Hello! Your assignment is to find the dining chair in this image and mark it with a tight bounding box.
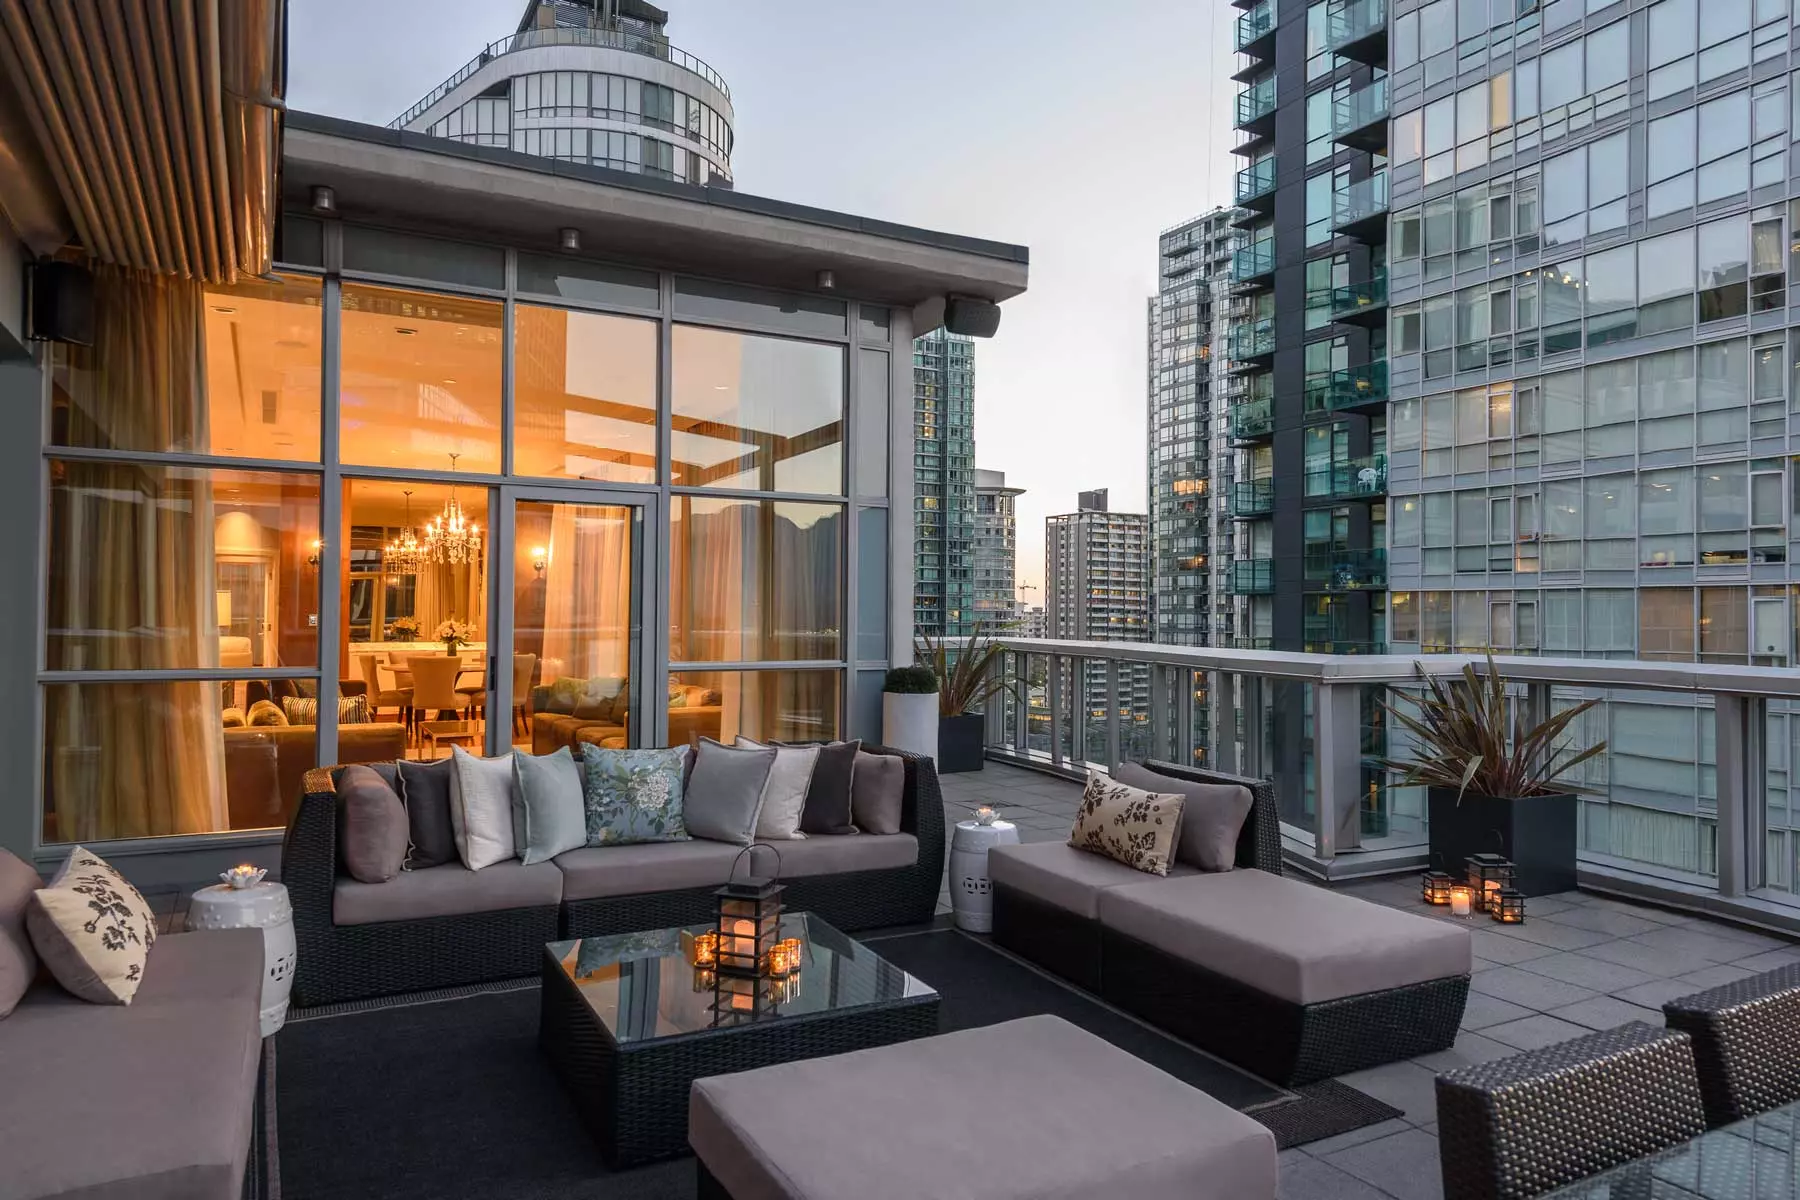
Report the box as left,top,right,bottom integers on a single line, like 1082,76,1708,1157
510,652,538,738
406,656,470,744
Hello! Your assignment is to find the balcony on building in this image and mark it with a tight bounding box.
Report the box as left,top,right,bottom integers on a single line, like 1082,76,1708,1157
1304,546,1388,591
1303,361,1388,417
1234,77,1277,149
1303,455,1387,503
1330,77,1387,154
1235,0,1276,58
1324,0,1386,65
1234,157,1277,214
1332,170,1388,243
1231,477,1276,519
1328,270,1388,326
1231,397,1275,442
1230,239,1275,290
1228,559,1277,595
1227,317,1276,367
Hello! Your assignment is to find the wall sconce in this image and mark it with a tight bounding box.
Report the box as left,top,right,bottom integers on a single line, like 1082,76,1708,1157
531,545,547,577
309,185,337,215
559,227,581,252
307,538,322,567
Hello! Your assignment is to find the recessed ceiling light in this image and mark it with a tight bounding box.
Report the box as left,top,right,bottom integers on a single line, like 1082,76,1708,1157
395,327,417,336
212,305,237,314
443,378,457,385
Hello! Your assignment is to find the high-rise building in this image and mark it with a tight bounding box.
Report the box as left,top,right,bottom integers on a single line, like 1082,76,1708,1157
1046,492,1152,757
913,328,977,639
393,0,734,187
1148,210,1239,649
1019,605,1046,639
972,468,1024,628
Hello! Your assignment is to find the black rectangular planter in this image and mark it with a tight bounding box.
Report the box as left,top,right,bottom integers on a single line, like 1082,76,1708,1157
937,713,985,773
1428,787,1577,896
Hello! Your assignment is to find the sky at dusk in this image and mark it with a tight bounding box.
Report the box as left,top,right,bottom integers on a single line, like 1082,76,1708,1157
288,0,1241,596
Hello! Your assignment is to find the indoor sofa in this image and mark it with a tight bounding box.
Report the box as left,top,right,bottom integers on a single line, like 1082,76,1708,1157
989,761,1471,1084
282,746,945,1007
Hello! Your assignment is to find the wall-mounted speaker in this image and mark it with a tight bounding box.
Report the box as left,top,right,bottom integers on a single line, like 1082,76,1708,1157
27,261,94,346
944,294,1002,338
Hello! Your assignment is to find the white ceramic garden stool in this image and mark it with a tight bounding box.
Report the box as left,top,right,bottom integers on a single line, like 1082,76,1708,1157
185,880,296,1036
950,819,1019,933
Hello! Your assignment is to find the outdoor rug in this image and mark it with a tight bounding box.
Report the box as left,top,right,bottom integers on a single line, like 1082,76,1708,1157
272,929,1400,1199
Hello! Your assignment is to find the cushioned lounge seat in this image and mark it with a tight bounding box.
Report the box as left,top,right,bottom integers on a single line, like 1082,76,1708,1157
690,1014,1277,1200
332,859,564,925
988,840,1197,920
1097,868,1472,1005
768,833,918,878
0,930,264,1200
555,842,745,900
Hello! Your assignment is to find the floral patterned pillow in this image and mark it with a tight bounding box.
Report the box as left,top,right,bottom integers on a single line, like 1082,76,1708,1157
579,745,692,846
25,846,159,1004
1067,772,1187,877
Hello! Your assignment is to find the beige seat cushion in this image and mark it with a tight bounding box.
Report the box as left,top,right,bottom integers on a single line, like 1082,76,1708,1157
332,860,563,926
1098,869,1473,1006
989,840,1197,920
763,833,918,877
554,842,745,901
690,1014,1277,1200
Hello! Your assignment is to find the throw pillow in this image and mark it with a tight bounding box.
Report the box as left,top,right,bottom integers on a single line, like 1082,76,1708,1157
338,764,408,883
25,846,158,1005
221,707,247,729
512,747,588,864
546,675,586,714
0,848,40,1019
448,747,518,870
282,695,371,726
685,737,777,845
1068,772,1187,877
246,699,288,727
1113,763,1254,873
735,737,819,840
851,750,905,835
578,745,691,846
395,757,458,869
778,739,862,834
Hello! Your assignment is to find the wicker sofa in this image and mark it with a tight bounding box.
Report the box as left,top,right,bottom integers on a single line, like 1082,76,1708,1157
282,746,945,1007
990,761,1471,1085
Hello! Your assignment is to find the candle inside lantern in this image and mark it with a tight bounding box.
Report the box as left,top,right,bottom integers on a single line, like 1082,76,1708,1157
1450,886,1473,917
1422,870,1456,906
729,918,755,959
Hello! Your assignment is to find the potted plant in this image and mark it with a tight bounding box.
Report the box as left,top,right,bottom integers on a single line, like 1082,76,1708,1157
881,665,940,763
1378,652,1606,895
917,623,1019,774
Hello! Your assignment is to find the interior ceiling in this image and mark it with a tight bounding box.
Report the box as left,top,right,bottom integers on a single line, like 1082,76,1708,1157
0,0,285,281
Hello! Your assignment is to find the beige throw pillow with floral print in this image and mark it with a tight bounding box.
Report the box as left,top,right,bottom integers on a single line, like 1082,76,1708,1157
1068,772,1187,877
26,846,159,1004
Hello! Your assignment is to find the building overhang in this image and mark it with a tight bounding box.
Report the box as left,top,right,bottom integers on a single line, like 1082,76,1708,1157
283,112,1029,315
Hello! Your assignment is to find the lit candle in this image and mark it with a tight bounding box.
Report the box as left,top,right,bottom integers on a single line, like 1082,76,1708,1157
729,918,755,959
1450,886,1473,917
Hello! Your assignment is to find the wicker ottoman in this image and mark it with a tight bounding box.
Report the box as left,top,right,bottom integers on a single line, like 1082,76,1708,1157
1664,960,1800,1127
1435,1021,1706,1200
689,1014,1277,1200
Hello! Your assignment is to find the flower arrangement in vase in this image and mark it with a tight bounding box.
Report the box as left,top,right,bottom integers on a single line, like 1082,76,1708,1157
435,619,477,655
388,615,421,641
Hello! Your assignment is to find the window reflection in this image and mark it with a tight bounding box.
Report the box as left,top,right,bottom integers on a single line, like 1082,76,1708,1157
667,670,840,744
671,325,844,493
513,305,658,483
670,497,842,663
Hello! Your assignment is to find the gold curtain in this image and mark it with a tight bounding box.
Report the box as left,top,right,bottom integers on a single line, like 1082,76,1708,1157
541,504,632,684
47,267,227,840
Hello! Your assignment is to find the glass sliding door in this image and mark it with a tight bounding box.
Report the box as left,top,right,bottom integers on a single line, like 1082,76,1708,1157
500,489,650,758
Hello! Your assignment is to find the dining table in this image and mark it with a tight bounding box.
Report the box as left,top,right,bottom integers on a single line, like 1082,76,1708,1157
1543,1098,1800,1198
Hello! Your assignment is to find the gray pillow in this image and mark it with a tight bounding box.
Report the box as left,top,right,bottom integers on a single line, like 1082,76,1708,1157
511,747,588,865
0,848,40,1018
339,764,409,884
395,757,458,869
852,751,905,835
685,737,776,845
778,739,862,834
1113,763,1253,873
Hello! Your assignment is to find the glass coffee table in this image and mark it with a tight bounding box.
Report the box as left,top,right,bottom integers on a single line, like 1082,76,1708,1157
538,912,940,1167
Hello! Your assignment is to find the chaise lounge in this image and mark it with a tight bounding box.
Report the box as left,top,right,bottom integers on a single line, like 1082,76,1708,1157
990,761,1471,1084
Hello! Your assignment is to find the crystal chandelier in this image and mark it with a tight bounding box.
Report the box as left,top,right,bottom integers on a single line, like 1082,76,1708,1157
385,490,426,575
423,454,482,565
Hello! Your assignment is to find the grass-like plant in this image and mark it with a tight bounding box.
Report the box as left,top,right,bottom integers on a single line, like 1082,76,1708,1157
1376,652,1607,799
916,622,1021,717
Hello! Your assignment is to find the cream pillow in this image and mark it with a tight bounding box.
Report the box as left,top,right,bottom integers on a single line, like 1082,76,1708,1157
449,746,519,870
1067,772,1187,877
735,736,819,840
26,846,159,1004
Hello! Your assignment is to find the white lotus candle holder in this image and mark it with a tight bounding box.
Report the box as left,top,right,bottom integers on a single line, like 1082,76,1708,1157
222,864,268,890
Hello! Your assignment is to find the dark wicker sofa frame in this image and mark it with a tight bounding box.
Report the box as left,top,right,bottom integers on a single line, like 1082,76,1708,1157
284,747,945,1008
991,761,1468,1085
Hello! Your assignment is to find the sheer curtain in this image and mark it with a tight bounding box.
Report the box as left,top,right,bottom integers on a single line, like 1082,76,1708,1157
48,267,227,839
541,504,631,683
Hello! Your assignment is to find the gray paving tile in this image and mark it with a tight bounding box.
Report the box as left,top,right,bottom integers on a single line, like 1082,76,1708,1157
1515,951,1656,993
1624,925,1770,965
1324,1127,1445,1200
1016,826,1064,844
1613,978,1706,1009
1536,905,1666,938
1546,994,1665,1031
1674,963,1756,990
1468,928,1560,965
1486,918,1615,952
1732,947,1800,972
1582,937,1719,979
1573,896,1693,926
1299,1117,1414,1158
1279,1150,1401,1200
1469,965,1598,1011
1413,1030,1517,1072
1459,991,1536,1030
1336,1061,1442,1124
1481,1013,1594,1051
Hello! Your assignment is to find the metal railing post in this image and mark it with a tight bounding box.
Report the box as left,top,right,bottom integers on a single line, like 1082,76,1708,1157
1105,660,1121,772
1209,670,1238,774
1149,663,1169,761
1012,651,1028,754
1715,692,1768,898
1048,653,1065,771
1177,668,1196,765
1243,674,1266,779
1314,682,1363,860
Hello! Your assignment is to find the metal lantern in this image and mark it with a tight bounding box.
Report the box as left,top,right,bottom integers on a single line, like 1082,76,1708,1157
1466,854,1516,914
1492,887,1526,925
714,845,784,978
1422,870,1457,906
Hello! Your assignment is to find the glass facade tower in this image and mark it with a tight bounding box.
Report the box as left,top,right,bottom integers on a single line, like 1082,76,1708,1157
913,328,977,639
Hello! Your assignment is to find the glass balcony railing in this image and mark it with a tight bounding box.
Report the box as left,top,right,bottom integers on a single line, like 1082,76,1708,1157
1231,478,1276,517
1236,78,1277,129
1229,559,1277,594
1231,240,1275,283
1235,157,1277,206
1303,455,1388,502
1331,77,1388,144
1232,397,1274,440
1304,361,1388,414
1229,318,1275,361
1325,0,1386,58
1235,0,1275,52
1304,546,1388,590
1328,271,1388,321
1332,171,1389,238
